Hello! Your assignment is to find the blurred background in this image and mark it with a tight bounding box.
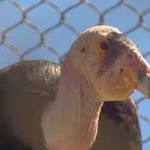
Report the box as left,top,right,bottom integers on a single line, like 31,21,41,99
0,0,150,149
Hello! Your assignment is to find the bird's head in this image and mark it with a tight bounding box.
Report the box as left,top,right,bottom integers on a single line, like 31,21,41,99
65,25,150,101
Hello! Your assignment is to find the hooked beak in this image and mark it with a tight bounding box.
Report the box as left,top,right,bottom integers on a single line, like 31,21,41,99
137,67,150,98
136,55,150,98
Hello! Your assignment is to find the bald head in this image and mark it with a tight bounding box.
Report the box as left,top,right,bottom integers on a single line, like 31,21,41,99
64,25,150,101
84,25,121,36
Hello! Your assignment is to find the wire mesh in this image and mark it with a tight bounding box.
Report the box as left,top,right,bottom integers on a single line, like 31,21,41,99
0,0,150,149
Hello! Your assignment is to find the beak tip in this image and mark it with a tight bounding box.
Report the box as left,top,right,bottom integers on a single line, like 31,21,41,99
137,74,150,99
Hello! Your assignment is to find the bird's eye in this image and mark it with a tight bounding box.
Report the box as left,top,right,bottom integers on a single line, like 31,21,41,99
80,48,86,53
99,41,109,51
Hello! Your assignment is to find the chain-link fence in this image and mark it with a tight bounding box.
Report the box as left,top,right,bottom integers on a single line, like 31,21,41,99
0,0,150,149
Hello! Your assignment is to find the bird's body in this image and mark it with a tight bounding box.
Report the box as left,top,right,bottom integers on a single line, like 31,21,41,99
0,60,102,150
0,60,59,150
0,25,149,150
0,60,141,150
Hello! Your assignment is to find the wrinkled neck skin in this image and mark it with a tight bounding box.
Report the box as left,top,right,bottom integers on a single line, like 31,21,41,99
42,58,103,150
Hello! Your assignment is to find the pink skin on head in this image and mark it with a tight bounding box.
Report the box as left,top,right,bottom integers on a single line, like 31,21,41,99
42,25,150,150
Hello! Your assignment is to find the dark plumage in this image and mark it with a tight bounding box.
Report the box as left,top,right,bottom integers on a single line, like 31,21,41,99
0,61,59,150
0,60,141,150
92,100,142,150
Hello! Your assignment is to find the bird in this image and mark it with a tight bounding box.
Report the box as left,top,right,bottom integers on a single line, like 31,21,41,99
91,98,142,150
0,25,149,150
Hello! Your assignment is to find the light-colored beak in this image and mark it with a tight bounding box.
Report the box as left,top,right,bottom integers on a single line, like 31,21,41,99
137,56,150,98
137,68,150,98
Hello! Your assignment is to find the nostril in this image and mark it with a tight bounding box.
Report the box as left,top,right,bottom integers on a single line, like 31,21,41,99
119,68,124,74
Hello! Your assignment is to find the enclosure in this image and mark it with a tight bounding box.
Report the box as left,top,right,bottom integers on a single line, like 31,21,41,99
0,0,150,149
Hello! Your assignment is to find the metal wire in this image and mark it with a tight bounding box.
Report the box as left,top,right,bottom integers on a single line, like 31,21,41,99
0,0,150,147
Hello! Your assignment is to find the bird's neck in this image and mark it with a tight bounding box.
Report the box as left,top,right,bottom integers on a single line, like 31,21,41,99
42,59,103,150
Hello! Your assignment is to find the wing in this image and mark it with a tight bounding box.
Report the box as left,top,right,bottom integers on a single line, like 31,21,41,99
0,60,60,150
91,99,142,150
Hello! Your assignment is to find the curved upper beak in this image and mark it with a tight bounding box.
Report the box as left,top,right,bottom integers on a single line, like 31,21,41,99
137,57,150,98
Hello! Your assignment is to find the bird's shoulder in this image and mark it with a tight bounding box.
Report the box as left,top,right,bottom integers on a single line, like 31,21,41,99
0,60,61,100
